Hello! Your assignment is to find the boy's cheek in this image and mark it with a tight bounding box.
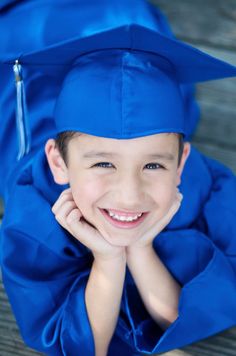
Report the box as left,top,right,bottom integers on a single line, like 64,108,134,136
69,180,93,204
159,187,177,215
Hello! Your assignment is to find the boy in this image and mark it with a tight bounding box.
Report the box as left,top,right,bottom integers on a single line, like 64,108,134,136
48,131,188,353
1,1,236,355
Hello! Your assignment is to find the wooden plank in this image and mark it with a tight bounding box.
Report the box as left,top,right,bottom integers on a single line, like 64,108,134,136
192,141,236,173
193,47,236,149
151,0,236,50
194,44,236,65
149,1,236,172
177,328,236,356
193,96,236,149
159,327,236,356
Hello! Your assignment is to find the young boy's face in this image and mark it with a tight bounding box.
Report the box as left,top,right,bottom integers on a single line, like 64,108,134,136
47,133,190,246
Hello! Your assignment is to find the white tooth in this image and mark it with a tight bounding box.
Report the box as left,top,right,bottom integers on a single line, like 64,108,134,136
107,210,143,222
122,215,135,221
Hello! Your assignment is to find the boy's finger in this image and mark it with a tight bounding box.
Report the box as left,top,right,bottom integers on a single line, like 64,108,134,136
66,209,91,243
167,197,181,220
54,200,78,222
157,197,182,229
66,209,102,248
60,188,72,196
55,188,72,203
52,191,74,213
177,192,183,202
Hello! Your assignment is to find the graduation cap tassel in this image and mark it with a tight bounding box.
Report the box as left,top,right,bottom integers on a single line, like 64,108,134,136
13,60,31,160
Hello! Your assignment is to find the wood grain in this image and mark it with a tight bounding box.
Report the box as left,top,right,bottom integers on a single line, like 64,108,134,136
151,0,236,50
152,0,236,174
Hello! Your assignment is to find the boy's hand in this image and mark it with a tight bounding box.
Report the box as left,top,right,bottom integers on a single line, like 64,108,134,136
126,190,183,252
52,188,125,261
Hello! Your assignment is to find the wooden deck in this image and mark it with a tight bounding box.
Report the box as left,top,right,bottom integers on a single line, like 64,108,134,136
153,0,236,174
1,0,236,355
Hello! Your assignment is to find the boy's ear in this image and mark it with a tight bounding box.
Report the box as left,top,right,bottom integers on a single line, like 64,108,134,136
176,142,191,186
45,139,69,185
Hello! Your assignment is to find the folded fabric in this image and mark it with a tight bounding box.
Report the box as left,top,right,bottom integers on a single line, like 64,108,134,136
1,145,236,355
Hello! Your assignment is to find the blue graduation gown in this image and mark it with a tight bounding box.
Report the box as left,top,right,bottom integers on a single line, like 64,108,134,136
1,145,236,355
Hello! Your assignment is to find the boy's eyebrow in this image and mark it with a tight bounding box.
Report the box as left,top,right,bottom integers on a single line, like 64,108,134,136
82,151,175,161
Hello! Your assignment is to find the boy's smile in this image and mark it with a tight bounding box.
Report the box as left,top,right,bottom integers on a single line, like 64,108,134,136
99,208,149,229
46,133,190,246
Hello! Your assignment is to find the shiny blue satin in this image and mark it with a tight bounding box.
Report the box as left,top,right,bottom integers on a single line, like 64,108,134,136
55,49,185,138
1,146,236,355
0,0,199,197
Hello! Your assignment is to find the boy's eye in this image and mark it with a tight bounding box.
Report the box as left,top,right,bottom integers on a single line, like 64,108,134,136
145,163,164,170
92,162,114,168
91,162,165,169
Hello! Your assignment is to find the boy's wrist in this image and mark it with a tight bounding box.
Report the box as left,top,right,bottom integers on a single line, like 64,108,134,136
93,251,127,280
126,243,154,260
93,249,127,265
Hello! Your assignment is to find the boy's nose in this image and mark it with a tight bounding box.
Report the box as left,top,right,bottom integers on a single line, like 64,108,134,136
113,173,146,210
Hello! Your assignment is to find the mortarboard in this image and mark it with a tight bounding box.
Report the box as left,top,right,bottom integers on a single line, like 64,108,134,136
2,0,236,159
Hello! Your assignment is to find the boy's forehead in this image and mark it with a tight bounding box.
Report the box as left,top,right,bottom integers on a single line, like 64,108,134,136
69,132,179,158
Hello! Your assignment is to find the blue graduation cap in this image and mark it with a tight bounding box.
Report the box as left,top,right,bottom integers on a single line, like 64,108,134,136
3,0,236,158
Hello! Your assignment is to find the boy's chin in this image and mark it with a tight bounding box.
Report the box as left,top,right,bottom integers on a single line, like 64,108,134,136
105,237,131,247
100,229,141,247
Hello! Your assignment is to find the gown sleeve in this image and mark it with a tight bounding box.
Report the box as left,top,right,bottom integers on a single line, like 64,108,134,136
0,182,96,356
200,155,236,271
122,228,236,354
120,153,236,355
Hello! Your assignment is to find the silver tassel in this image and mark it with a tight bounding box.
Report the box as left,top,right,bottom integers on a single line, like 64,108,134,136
13,60,31,160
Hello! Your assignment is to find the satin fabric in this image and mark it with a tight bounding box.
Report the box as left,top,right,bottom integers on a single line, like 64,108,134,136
54,49,186,138
1,145,236,355
0,0,199,197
